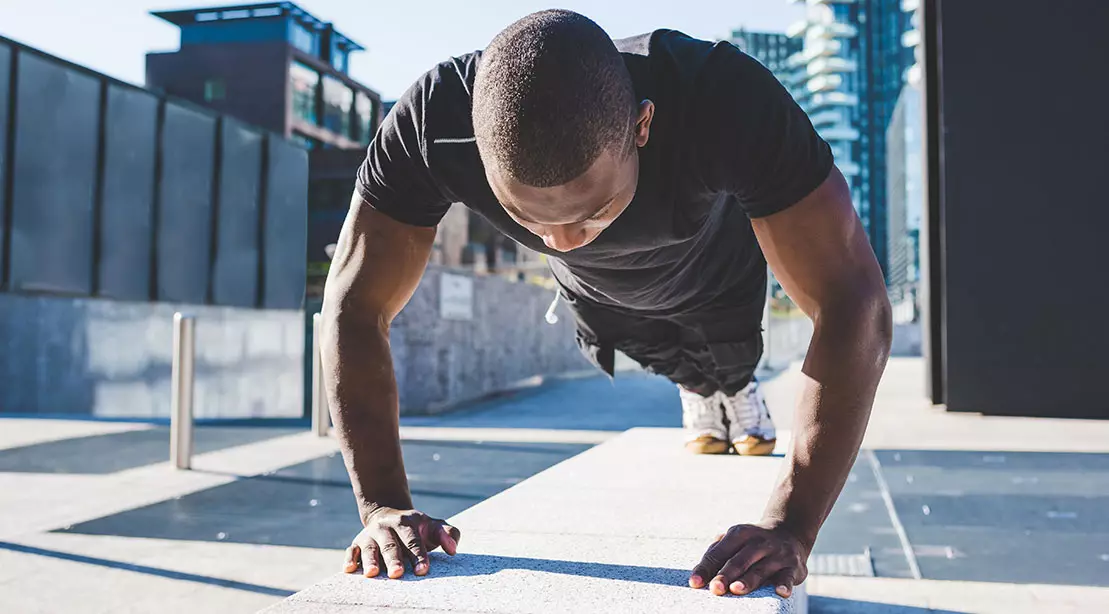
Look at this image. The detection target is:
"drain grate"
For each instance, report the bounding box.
[808,550,875,577]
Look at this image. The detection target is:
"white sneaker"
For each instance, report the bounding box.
[719,378,777,456]
[679,386,730,454]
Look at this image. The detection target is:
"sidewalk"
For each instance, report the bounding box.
[2,358,1108,612]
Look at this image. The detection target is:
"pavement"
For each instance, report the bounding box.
[265,428,806,614]
[2,357,1109,612]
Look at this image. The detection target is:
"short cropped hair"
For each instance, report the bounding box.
[473,10,638,188]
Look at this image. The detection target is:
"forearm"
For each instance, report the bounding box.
[761,295,892,551]
[320,301,413,524]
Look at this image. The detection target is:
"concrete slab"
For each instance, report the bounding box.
[265,428,806,613]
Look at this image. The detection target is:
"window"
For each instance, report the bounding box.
[331,48,348,73]
[354,92,376,145]
[203,79,226,102]
[322,75,353,139]
[290,22,317,55]
[290,62,319,125]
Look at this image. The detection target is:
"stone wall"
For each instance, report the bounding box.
[0,294,304,419]
[389,266,589,414]
[0,268,591,419]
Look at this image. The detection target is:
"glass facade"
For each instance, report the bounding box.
[776,0,914,278]
[355,92,376,145]
[290,61,319,126]
[729,29,802,75]
[321,75,353,139]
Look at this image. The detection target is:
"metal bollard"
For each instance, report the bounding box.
[170,313,196,470]
[311,313,330,437]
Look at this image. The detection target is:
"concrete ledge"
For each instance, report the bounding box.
[264,428,806,613]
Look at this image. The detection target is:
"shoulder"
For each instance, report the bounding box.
[615,30,750,77]
[391,51,481,153]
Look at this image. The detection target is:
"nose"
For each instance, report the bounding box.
[541,225,590,252]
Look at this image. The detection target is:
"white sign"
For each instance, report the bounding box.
[440,273,474,321]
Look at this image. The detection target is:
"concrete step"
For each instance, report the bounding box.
[263,428,805,613]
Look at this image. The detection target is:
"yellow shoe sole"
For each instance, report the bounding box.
[733,437,777,456]
[685,436,731,455]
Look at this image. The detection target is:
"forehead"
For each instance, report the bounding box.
[487,150,628,225]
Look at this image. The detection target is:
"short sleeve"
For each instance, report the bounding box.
[355,74,452,227]
[692,43,835,218]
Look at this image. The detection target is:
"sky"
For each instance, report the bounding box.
[0,0,803,100]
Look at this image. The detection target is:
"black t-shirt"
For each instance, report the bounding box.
[356,30,833,316]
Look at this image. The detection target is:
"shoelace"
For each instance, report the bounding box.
[721,387,762,430]
[681,391,720,428]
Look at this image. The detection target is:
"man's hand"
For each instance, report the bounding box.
[343,507,461,579]
[689,523,808,598]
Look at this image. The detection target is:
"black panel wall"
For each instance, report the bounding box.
[9,51,100,294]
[157,101,216,304]
[98,85,159,301]
[263,137,307,309]
[930,0,1109,418]
[0,42,10,289]
[212,118,263,307]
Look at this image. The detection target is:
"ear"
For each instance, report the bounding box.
[634,99,655,148]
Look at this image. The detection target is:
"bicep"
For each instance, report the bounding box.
[325,192,437,323]
[751,168,885,318]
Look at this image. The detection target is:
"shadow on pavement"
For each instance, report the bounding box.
[55,439,592,549]
[401,371,683,432]
[0,540,293,597]
[811,597,965,614]
[874,449,1109,587]
[0,426,297,474]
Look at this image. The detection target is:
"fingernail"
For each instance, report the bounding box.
[415,563,428,575]
[364,565,378,577]
[710,579,727,595]
[777,585,791,597]
[730,581,746,594]
[689,575,703,588]
[389,568,403,579]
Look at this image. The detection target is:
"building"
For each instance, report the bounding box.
[886,81,922,312]
[782,0,914,278]
[144,3,483,294]
[886,0,924,316]
[147,2,382,150]
[729,28,802,74]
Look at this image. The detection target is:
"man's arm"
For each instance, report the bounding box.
[691,168,892,597]
[320,194,459,580]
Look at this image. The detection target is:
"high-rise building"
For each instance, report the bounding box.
[729,29,802,74]
[886,0,923,317]
[782,0,914,278]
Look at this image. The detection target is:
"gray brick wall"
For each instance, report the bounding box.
[0,294,304,419]
[390,267,589,414]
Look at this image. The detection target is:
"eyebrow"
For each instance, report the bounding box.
[507,194,617,226]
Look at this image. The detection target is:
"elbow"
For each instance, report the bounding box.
[817,287,893,364]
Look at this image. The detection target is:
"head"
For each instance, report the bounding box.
[473,10,654,252]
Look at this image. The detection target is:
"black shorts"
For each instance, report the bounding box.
[563,287,766,397]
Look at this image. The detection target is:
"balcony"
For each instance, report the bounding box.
[819,125,861,141]
[808,23,858,39]
[903,28,922,48]
[811,91,859,107]
[808,109,844,127]
[808,56,857,75]
[838,160,862,176]
[786,39,843,68]
[907,63,923,86]
[807,73,843,93]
